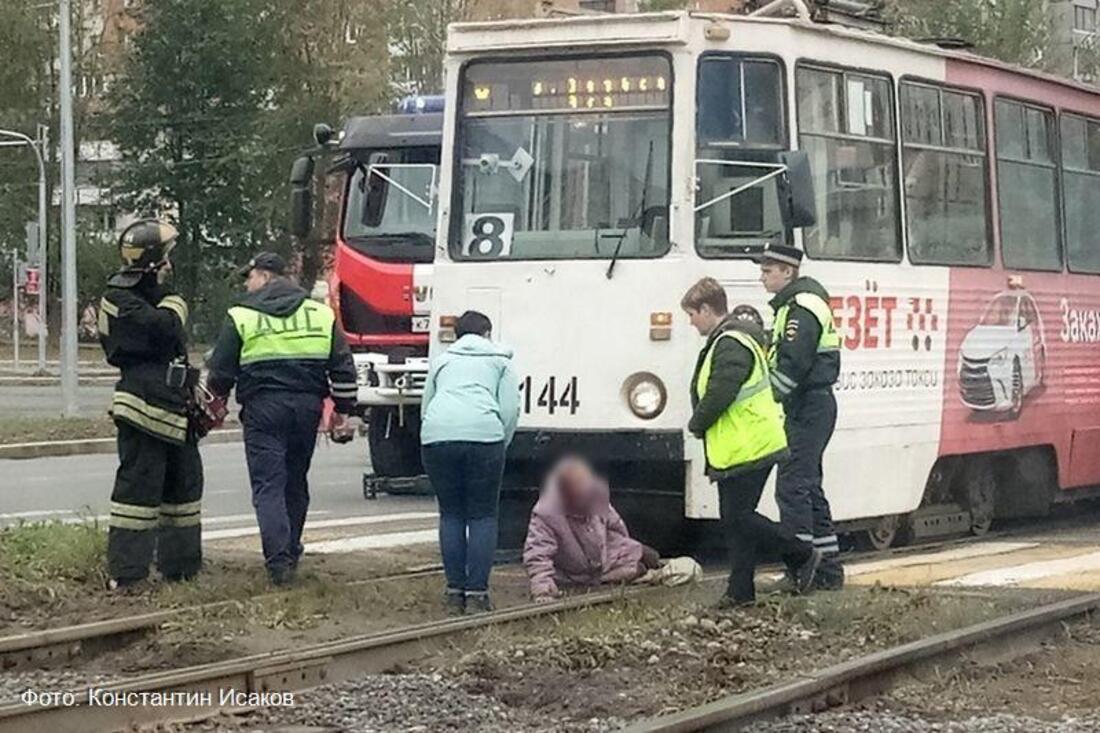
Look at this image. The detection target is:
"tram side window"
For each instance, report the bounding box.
[1060,114,1100,274]
[900,83,989,266]
[796,66,900,261]
[995,99,1062,271]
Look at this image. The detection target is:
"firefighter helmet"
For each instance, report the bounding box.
[118,219,178,272]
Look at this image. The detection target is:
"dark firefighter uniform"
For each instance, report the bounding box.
[689,311,819,604]
[206,253,357,584]
[98,220,203,587]
[762,244,844,588]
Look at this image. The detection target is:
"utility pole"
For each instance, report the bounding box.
[58,0,79,417]
[9,250,19,369]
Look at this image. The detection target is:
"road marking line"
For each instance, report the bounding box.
[202,512,438,541]
[935,549,1100,587]
[306,530,438,554]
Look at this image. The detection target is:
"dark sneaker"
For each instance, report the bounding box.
[269,566,297,587]
[465,593,493,614]
[162,572,198,583]
[107,577,150,594]
[793,549,824,595]
[814,560,845,590]
[715,595,755,610]
[444,590,466,616]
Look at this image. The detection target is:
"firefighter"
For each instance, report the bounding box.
[759,243,844,589]
[206,253,357,586]
[683,278,821,606]
[99,219,203,590]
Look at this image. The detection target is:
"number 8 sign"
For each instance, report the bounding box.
[462,213,514,259]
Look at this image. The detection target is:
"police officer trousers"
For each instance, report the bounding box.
[108,422,203,582]
[776,388,840,559]
[242,391,323,573]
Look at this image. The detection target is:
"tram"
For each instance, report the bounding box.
[429,9,1100,548]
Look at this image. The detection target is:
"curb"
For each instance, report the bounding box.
[0,429,242,461]
[0,377,118,386]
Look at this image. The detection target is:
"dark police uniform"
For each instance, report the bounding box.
[206,253,357,583]
[763,244,844,588]
[99,220,202,586]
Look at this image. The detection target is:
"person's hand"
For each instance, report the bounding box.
[533,594,557,605]
[330,412,353,443]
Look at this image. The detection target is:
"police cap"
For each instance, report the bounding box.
[758,243,804,268]
[236,251,287,278]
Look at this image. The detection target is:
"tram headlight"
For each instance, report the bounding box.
[623,372,667,420]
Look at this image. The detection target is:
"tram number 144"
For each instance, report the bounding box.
[520,376,580,415]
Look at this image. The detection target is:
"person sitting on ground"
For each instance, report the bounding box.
[523,456,660,602]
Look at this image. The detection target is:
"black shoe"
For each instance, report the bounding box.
[162,572,198,583]
[814,560,845,590]
[465,592,493,614]
[269,566,297,587]
[444,589,466,616]
[715,595,755,610]
[793,549,824,595]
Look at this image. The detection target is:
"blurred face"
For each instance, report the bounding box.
[245,268,272,293]
[557,459,595,512]
[684,304,722,337]
[760,262,795,294]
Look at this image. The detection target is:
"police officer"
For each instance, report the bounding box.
[99,219,203,590]
[683,277,821,606]
[206,253,357,585]
[759,244,844,589]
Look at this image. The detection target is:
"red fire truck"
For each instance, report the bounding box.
[291,98,442,478]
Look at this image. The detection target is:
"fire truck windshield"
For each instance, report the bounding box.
[453,55,672,261]
[343,148,437,259]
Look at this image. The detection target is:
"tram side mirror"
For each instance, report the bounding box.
[289,155,315,238]
[776,151,816,230]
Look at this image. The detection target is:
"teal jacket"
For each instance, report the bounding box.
[421,334,520,446]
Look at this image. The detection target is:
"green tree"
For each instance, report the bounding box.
[387,0,473,94]
[885,0,1051,69]
[107,0,345,340]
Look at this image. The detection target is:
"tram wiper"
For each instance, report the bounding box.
[606,140,655,280]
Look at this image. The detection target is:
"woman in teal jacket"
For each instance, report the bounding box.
[421,311,520,614]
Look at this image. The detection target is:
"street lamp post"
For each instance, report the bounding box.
[58,0,78,417]
[0,128,49,374]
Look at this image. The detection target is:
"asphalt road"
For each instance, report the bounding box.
[0,440,436,529]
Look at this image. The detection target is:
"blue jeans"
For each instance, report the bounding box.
[242,392,323,572]
[421,441,505,593]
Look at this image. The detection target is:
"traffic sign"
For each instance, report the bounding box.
[24,267,39,295]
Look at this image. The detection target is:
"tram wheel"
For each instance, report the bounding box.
[856,514,899,551]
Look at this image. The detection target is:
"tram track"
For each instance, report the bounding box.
[629,590,1100,732]
[0,573,728,733]
[3,504,1094,676]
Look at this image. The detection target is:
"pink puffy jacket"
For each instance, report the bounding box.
[522,466,646,598]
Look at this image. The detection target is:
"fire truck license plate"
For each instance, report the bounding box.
[412,316,430,333]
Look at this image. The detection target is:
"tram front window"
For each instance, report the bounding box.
[693,57,786,258]
[454,56,672,261]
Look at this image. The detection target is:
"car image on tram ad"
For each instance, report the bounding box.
[429,12,1100,553]
[291,100,443,484]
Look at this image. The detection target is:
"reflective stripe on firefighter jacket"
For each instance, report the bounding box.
[228,300,335,366]
[768,291,841,398]
[111,390,189,443]
[695,329,788,472]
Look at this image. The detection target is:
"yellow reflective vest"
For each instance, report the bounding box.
[228,300,335,366]
[694,329,788,475]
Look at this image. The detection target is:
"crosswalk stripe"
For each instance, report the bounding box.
[935,550,1100,588]
[306,530,438,554]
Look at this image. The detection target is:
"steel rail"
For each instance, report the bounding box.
[0,565,444,673]
[629,591,1100,732]
[0,576,719,733]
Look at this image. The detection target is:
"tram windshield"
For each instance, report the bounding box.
[454,55,672,261]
